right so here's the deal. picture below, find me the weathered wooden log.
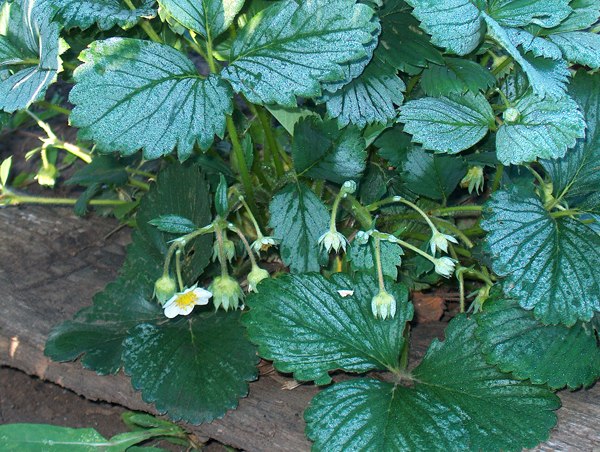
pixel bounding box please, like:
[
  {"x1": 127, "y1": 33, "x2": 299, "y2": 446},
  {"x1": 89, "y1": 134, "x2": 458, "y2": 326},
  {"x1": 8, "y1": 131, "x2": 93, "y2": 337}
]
[{"x1": 0, "y1": 206, "x2": 598, "y2": 451}]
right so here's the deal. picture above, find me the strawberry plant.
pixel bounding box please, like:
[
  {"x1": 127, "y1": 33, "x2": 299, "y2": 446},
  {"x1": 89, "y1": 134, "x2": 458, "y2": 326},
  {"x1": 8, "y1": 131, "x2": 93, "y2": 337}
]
[{"x1": 0, "y1": 0, "x2": 598, "y2": 450}]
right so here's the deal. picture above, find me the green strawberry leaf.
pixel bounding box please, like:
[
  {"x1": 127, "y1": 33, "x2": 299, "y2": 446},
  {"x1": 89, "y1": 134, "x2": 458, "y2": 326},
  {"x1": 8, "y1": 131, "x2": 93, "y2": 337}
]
[
  {"x1": 541, "y1": 0, "x2": 599, "y2": 33},
  {"x1": 347, "y1": 238, "x2": 403, "y2": 279},
  {"x1": 399, "y1": 92, "x2": 494, "y2": 154},
  {"x1": 496, "y1": 91, "x2": 585, "y2": 165},
  {"x1": 549, "y1": 32, "x2": 600, "y2": 70},
  {"x1": 123, "y1": 311, "x2": 259, "y2": 424},
  {"x1": 70, "y1": 38, "x2": 233, "y2": 161},
  {"x1": 268, "y1": 183, "x2": 330, "y2": 273},
  {"x1": 305, "y1": 315, "x2": 559, "y2": 451},
  {"x1": 481, "y1": 186, "x2": 600, "y2": 325},
  {"x1": 292, "y1": 117, "x2": 367, "y2": 184},
  {"x1": 404, "y1": 0, "x2": 484, "y2": 56},
  {"x1": 475, "y1": 294, "x2": 600, "y2": 389},
  {"x1": 49, "y1": 0, "x2": 157, "y2": 31},
  {"x1": 399, "y1": 147, "x2": 467, "y2": 202},
  {"x1": 45, "y1": 164, "x2": 213, "y2": 374},
  {"x1": 148, "y1": 215, "x2": 198, "y2": 234},
  {"x1": 0, "y1": 0, "x2": 63, "y2": 112},
  {"x1": 541, "y1": 71, "x2": 600, "y2": 212},
  {"x1": 222, "y1": 0, "x2": 378, "y2": 106},
  {"x1": 421, "y1": 57, "x2": 496, "y2": 97},
  {"x1": 157, "y1": 0, "x2": 244, "y2": 40},
  {"x1": 243, "y1": 273, "x2": 412, "y2": 385},
  {"x1": 485, "y1": 0, "x2": 572, "y2": 28}
]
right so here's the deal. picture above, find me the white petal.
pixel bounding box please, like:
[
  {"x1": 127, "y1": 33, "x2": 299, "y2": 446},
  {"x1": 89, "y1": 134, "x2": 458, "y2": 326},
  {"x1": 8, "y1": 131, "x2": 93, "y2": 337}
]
[
  {"x1": 179, "y1": 304, "x2": 195, "y2": 316},
  {"x1": 337, "y1": 290, "x2": 354, "y2": 298},
  {"x1": 192, "y1": 288, "x2": 213, "y2": 305},
  {"x1": 164, "y1": 303, "x2": 182, "y2": 319}
]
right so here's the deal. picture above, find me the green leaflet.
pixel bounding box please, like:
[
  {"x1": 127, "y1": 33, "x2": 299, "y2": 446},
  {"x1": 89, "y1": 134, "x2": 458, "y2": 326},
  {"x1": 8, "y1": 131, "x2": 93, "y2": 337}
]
[
  {"x1": 48, "y1": 0, "x2": 157, "y2": 31},
  {"x1": 45, "y1": 164, "x2": 213, "y2": 374},
  {"x1": 399, "y1": 92, "x2": 495, "y2": 154},
  {"x1": 421, "y1": 57, "x2": 496, "y2": 97},
  {"x1": 0, "y1": 0, "x2": 62, "y2": 112},
  {"x1": 475, "y1": 295, "x2": 600, "y2": 389},
  {"x1": 292, "y1": 117, "x2": 367, "y2": 184},
  {"x1": 123, "y1": 311, "x2": 259, "y2": 424},
  {"x1": 541, "y1": 71, "x2": 600, "y2": 212},
  {"x1": 484, "y1": 0, "x2": 572, "y2": 28},
  {"x1": 347, "y1": 238, "x2": 403, "y2": 279},
  {"x1": 305, "y1": 315, "x2": 559, "y2": 452},
  {"x1": 496, "y1": 91, "x2": 585, "y2": 164},
  {"x1": 399, "y1": 147, "x2": 467, "y2": 201},
  {"x1": 243, "y1": 273, "x2": 412, "y2": 385},
  {"x1": 157, "y1": 0, "x2": 244, "y2": 39},
  {"x1": 70, "y1": 38, "x2": 233, "y2": 161},
  {"x1": 549, "y1": 32, "x2": 600, "y2": 69},
  {"x1": 541, "y1": 0, "x2": 599, "y2": 33},
  {"x1": 404, "y1": 0, "x2": 484, "y2": 56},
  {"x1": 222, "y1": 0, "x2": 378, "y2": 106},
  {"x1": 268, "y1": 183, "x2": 330, "y2": 273},
  {"x1": 481, "y1": 186, "x2": 600, "y2": 325},
  {"x1": 148, "y1": 214, "x2": 197, "y2": 234}
]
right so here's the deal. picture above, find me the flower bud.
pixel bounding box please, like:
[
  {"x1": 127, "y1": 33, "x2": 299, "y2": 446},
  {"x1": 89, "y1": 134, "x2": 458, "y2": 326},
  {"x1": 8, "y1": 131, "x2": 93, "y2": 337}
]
[
  {"x1": 209, "y1": 275, "x2": 244, "y2": 311},
  {"x1": 504, "y1": 107, "x2": 520, "y2": 123},
  {"x1": 154, "y1": 275, "x2": 177, "y2": 305},
  {"x1": 212, "y1": 237, "x2": 236, "y2": 263},
  {"x1": 35, "y1": 164, "x2": 58, "y2": 187},
  {"x1": 460, "y1": 166, "x2": 485, "y2": 195},
  {"x1": 251, "y1": 235, "x2": 278, "y2": 254},
  {"x1": 341, "y1": 180, "x2": 357, "y2": 195},
  {"x1": 371, "y1": 290, "x2": 397, "y2": 320},
  {"x1": 247, "y1": 265, "x2": 269, "y2": 292},
  {"x1": 354, "y1": 230, "x2": 371, "y2": 246}
]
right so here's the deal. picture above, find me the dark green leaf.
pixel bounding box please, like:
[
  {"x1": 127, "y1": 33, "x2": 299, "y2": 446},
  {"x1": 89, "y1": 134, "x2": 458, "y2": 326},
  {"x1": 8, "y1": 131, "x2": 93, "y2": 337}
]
[
  {"x1": 293, "y1": 117, "x2": 367, "y2": 184},
  {"x1": 148, "y1": 215, "x2": 198, "y2": 234},
  {"x1": 549, "y1": 32, "x2": 600, "y2": 70},
  {"x1": 268, "y1": 183, "x2": 330, "y2": 273},
  {"x1": 400, "y1": 148, "x2": 467, "y2": 201},
  {"x1": 475, "y1": 294, "x2": 600, "y2": 389},
  {"x1": 481, "y1": 186, "x2": 600, "y2": 325},
  {"x1": 49, "y1": 0, "x2": 157, "y2": 31},
  {"x1": 45, "y1": 164, "x2": 213, "y2": 374},
  {"x1": 123, "y1": 311, "x2": 258, "y2": 423},
  {"x1": 222, "y1": 0, "x2": 378, "y2": 106},
  {"x1": 399, "y1": 92, "x2": 494, "y2": 154},
  {"x1": 66, "y1": 155, "x2": 128, "y2": 186},
  {"x1": 485, "y1": 0, "x2": 572, "y2": 28},
  {"x1": 496, "y1": 92, "x2": 585, "y2": 164},
  {"x1": 70, "y1": 38, "x2": 233, "y2": 160},
  {"x1": 305, "y1": 315, "x2": 559, "y2": 451},
  {"x1": 541, "y1": 71, "x2": 600, "y2": 211},
  {"x1": 157, "y1": 0, "x2": 244, "y2": 39},
  {"x1": 421, "y1": 57, "x2": 496, "y2": 97},
  {"x1": 214, "y1": 173, "x2": 228, "y2": 217},
  {"x1": 347, "y1": 239, "x2": 403, "y2": 279},
  {"x1": 243, "y1": 273, "x2": 412, "y2": 385},
  {"x1": 542, "y1": 0, "x2": 599, "y2": 33},
  {"x1": 0, "y1": 0, "x2": 62, "y2": 112}
]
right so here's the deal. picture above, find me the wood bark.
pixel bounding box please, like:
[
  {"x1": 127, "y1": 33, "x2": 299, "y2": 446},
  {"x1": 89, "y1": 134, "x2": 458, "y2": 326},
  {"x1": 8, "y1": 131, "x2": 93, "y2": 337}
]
[{"x1": 0, "y1": 206, "x2": 598, "y2": 451}]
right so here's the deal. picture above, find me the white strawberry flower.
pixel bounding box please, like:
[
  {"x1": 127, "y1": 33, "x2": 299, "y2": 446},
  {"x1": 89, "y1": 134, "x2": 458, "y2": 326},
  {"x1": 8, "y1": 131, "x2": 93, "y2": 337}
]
[
  {"x1": 318, "y1": 230, "x2": 348, "y2": 253},
  {"x1": 429, "y1": 230, "x2": 458, "y2": 255},
  {"x1": 163, "y1": 285, "x2": 212, "y2": 319},
  {"x1": 434, "y1": 257, "x2": 457, "y2": 278}
]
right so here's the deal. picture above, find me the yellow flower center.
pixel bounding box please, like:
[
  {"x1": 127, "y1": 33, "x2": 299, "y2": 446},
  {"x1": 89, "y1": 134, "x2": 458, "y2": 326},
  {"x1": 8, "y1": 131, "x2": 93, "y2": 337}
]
[{"x1": 174, "y1": 291, "x2": 198, "y2": 309}]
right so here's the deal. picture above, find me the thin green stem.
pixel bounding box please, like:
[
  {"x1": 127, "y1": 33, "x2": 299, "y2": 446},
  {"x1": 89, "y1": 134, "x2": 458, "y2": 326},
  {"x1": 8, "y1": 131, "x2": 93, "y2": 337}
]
[
  {"x1": 429, "y1": 205, "x2": 483, "y2": 217},
  {"x1": 215, "y1": 226, "x2": 229, "y2": 277},
  {"x1": 126, "y1": 167, "x2": 155, "y2": 179},
  {"x1": 227, "y1": 117, "x2": 257, "y2": 212},
  {"x1": 128, "y1": 178, "x2": 150, "y2": 191},
  {"x1": 457, "y1": 268, "x2": 466, "y2": 313},
  {"x1": 36, "y1": 101, "x2": 71, "y2": 116},
  {"x1": 492, "y1": 56, "x2": 513, "y2": 76},
  {"x1": 550, "y1": 209, "x2": 584, "y2": 219},
  {"x1": 228, "y1": 224, "x2": 258, "y2": 267},
  {"x1": 492, "y1": 164, "x2": 504, "y2": 192},
  {"x1": 3, "y1": 195, "x2": 129, "y2": 207},
  {"x1": 344, "y1": 194, "x2": 374, "y2": 229},
  {"x1": 330, "y1": 192, "x2": 345, "y2": 231},
  {"x1": 124, "y1": 0, "x2": 162, "y2": 43},
  {"x1": 256, "y1": 107, "x2": 284, "y2": 177},
  {"x1": 239, "y1": 196, "x2": 263, "y2": 238},
  {"x1": 175, "y1": 249, "x2": 184, "y2": 291},
  {"x1": 374, "y1": 236, "x2": 385, "y2": 292},
  {"x1": 394, "y1": 237, "x2": 437, "y2": 265},
  {"x1": 526, "y1": 165, "x2": 546, "y2": 187},
  {"x1": 57, "y1": 142, "x2": 93, "y2": 164}
]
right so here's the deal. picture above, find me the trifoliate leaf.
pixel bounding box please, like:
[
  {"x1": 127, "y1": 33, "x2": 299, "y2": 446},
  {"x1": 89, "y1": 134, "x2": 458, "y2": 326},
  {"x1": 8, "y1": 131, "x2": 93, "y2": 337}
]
[
  {"x1": 0, "y1": 0, "x2": 62, "y2": 112},
  {"x1": 485, "y1": 0, "x2": 572, "y2": 28},
  {"x1": 481, "y1": 186, "x2": 600, "y2": 325},
  {"x1": 348, "y1": 238, "x2": 403, "y2": 279},
  {"x1": 45, "y1": 164, "x2": 213, "y2": 374},
  {"x1": 157, "y1": 0, "x2": 244, "y2": 39},
  {"x1": 549, "y1": 32, "x2": 600, "y2": 69},
  {"x1": 269, "y1": 183, "x2": 330, "y2": 273},
  {"x1": 475, "y1": 295, "x2": 600, "y2": 389},
  {"x1": 404, "y1": 0, "x2": 484, "y2": 56},
  {"x1": 222, "y1": 0, "x2": 378, "y2": 106},
  {"x1": 399, "y1": 92, "x2": 494, "y2": 154},
  {"x1": 292, "y1": 117, "x2": 367, "y2": 184},
  {"x1": 123, "y1": 311, "x2": 258, "y2": 423},
  {"x1": 421, "y1": 57, "x2": 496, "y2": 97},
  {"x1": 49, "y1": 0, "x2": 157, "y2": 31},
  {"x1": 483, "y1": 14, "x2": 570, "y2": 98},
  {"x1": 305, "y1": 315, "x2": 559, "y2": 451},
  {"x1": 541, "y1": 71, "x2": 600, "y2": 211},
  {"x1": 243, "y1": 273, "x2": 412, "y2": 385},
  {"x1": 323, "y1": 58, "x2": 405, "y2": 128},
  {"x1": 70, "y1": 38, "x2": 233, "y2": 160},
  {"x1": 496, "y1": 91, "x2": 586, "y2": 165},
  {"x1": 400, "y1": 147, "x2": 467, "y2": 201}
]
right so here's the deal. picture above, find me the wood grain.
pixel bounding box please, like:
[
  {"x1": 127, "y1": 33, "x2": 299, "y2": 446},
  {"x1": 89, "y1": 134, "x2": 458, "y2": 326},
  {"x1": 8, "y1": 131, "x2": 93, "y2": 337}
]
[{"x1": 0, "y1": 206, "x2": 598, "y2": 451}]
